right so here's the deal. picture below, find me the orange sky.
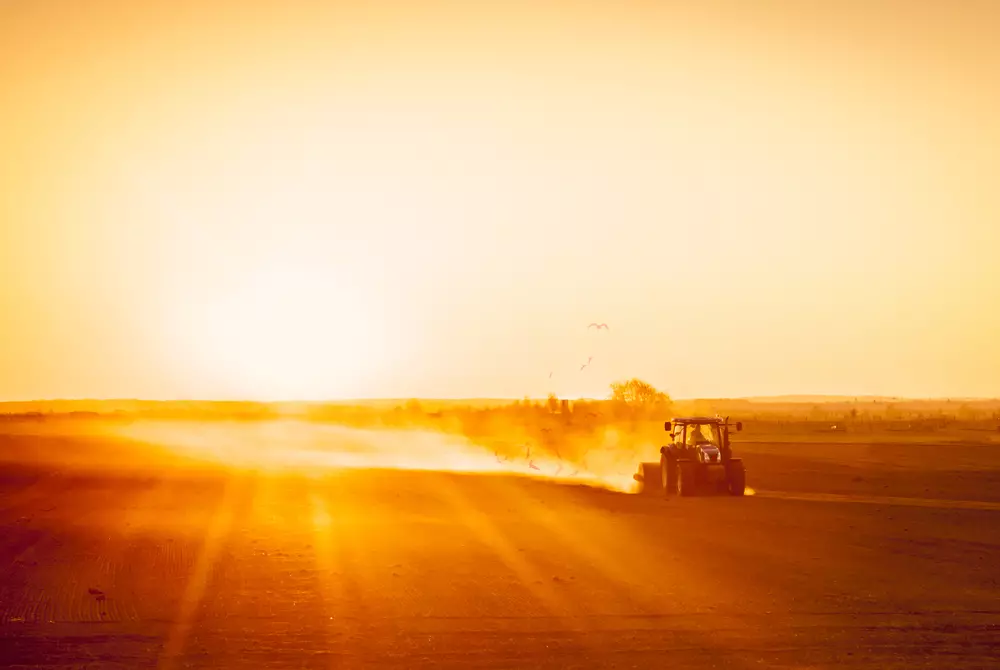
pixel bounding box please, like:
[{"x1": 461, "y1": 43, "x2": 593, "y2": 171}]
[{"x1": 1, "y1": 0, "x2": 998, "y2": 401}]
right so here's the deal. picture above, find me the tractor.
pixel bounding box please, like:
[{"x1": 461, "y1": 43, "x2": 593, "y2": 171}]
[{"x1": 634, "y1": 416, "x2": 746, "y2": 497}]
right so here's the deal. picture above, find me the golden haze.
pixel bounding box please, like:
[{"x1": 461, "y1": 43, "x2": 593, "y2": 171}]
[{"x1": 2, "y1": 0, "x2": 999, "y2": 401}]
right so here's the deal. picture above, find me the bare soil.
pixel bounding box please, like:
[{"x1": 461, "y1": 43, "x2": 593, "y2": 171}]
[{"x1": 0, "y1": 428, "x2": 998, "y2": 668}]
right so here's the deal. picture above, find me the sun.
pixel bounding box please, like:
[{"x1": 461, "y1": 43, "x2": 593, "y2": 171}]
[{"x1": 184, "y1": 263, "x2": 384, "y2": 400}]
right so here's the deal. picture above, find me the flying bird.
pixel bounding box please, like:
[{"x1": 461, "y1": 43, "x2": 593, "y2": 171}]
[
  {"x1": 528, "y1": 460, "x2": 540, "y2": 471},
  {"x1": 588, "y1": 323, "x2": 610, "y2": 330},
  {"x1": 579, "y1": 363, "x2": 588, "y2": 371},
  {"x1": 548, "y1": 371, "x2": 553, "y2": 379}
]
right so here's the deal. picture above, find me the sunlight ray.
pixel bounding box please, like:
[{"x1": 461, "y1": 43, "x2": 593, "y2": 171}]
[
  {"x1": 157, "y1": 472, "x2": 248, "y2": 669},
  {"x1": 308, "y1": 485, "x2": 356, "y2": 668},
  {"x1": 488, "y1": 480, "x2": 669, "y2": 615},
  {"x1": 430, "y1": 474, "x2": 584, "y2": 628},
  {"x1": 522, "y1": 489, "x2": 764, "y2": 645},
  {"x1": 249, "y1": 469, "x2": 280, "y2": 528}
]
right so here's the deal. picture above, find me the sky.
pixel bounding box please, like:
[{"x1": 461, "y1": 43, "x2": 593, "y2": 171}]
[{"x1": 1, "y1": 0, "x2": 998, "y2": 401}]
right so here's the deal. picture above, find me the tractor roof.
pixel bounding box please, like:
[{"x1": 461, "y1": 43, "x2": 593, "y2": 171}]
[{"x1": 671, "y1": 416, "x2": 724, "y2": 424}]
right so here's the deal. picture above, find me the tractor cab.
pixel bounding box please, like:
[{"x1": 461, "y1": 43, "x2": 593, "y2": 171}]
[{"x1": 663, "y1": 416, "x2": 742, "y2": 464}]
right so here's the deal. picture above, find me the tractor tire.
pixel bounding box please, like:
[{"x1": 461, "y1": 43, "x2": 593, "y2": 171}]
[
  {"x1": 661, "y1": 455, "x2": 677, "y2": 497},
  {"x1": 727, "y1": 459, "x2": 746, "y2": 496},
  {"x1": 638, "y1": 462, "x2": 662, "y2": 496},
  {"x1": 677, "y1": 461, "x2": 697, "y2": 497}
]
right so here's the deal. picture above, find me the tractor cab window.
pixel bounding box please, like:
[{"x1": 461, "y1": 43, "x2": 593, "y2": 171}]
[{"x1": 685, "y1": 423, "x2": 721, "y2": 447}]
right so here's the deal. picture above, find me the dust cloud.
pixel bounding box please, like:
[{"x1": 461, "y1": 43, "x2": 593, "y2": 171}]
[{"x1": 111, "y1": 420, "x2": 641, "y2": 493}]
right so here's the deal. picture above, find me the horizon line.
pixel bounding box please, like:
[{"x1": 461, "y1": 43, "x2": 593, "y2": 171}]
[{"x1": 1, "y1": 394, "x2": 998, "y2": 405}]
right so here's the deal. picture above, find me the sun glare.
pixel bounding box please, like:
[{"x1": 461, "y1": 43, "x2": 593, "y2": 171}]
[{"x1": 184, "y1": 264, "x2": 384, "y2": 400}]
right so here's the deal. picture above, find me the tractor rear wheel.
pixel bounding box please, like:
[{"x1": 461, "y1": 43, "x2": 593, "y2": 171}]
[
  {"x1": 727, "y1": 460, "x2": 746, "y2": 496},
  {"x1": 638, "y1": 463, "x2": 662, "y2": 496},
  {"x1": 661, "y1": 455, "x2": 677, "y2": 497}
]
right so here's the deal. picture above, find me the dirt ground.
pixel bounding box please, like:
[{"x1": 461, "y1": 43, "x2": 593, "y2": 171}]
[{"x1": 1, "y1": 427, "x2": 998, "y2": 668}]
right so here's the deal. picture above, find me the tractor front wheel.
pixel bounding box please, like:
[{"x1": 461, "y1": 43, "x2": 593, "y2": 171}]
[{"x1": 677, "y1": 461, "x2": 696, "y2": 497}]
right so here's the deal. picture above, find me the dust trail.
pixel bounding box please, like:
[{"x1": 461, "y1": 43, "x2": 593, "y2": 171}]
[{"x1": 110, "y1": 420, "x2": 637, "y2": 493}]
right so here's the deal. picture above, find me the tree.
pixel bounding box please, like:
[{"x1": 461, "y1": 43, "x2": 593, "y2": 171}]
[{"x1": 608, "y1": 378, "x2": 672, "y2": 410}]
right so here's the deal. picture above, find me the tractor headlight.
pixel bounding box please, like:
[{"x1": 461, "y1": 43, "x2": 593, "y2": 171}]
[{"x1": 699, "y1": 448, "x2": 720, "y2": 463}]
